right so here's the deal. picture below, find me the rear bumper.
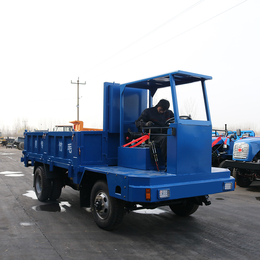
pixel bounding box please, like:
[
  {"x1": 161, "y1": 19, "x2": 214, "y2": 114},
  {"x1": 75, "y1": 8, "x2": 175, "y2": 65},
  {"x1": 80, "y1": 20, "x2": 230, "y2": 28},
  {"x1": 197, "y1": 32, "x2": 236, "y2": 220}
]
[{"x1": 128, "y1": 176, "x2": 235, "y2": 203}]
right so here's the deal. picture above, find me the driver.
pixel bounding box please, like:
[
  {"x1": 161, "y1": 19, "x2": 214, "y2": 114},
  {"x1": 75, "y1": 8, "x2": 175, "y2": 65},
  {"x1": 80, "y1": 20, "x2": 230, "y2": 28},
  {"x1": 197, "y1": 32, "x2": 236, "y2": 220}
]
[{"x1": 135, "y1": 99, "x2": 174, "y2": 167}]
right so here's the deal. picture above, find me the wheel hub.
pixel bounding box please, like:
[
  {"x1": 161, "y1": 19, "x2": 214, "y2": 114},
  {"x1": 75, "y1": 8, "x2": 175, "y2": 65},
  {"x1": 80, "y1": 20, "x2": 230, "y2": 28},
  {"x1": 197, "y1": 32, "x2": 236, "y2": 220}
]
[
  {"x1": 94, "y1": 192, "x2": 109, "y2": 219},
  {"x1": 35, "y1": 175, "x2": 42, "y2": 194}
]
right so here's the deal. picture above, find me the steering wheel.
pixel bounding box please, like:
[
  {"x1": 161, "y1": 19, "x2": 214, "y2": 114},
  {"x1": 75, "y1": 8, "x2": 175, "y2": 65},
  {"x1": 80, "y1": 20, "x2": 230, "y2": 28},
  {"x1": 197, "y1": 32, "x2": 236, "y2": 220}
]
[
  {"x1": 180, "y1": 115, "x2": 192, "y2": 120},
  {"x1": 165, "y1": 117, "x2": 175, "y2": 124},
  {"x1": 229, "y1": 134, "x2": 237, "y2": 141}
]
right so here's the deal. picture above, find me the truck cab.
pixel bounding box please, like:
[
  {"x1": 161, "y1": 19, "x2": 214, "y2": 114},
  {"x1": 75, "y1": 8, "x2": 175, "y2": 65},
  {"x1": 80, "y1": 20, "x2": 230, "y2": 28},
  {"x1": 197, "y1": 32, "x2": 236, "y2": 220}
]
[{"x1": 106, "y1": 71, "x2": 213, "y2": 172}]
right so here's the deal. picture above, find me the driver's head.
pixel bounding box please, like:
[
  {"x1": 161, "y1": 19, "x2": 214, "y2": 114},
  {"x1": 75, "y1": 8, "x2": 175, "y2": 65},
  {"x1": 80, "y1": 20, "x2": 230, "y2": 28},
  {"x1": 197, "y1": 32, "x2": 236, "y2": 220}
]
[{"x1": 156, "y1": 99, "x2": 170, "y2": 114}]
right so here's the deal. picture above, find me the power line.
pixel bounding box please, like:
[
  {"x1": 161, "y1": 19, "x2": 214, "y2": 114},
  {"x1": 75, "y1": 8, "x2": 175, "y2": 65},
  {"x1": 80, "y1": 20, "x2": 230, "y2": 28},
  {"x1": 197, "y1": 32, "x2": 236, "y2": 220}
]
[
  {"x1": 86, "y1": 0, "x2": 205, "y2": 73},
  {"x1": 87, "y1": 0, "x2": 248, "y2": 80}
]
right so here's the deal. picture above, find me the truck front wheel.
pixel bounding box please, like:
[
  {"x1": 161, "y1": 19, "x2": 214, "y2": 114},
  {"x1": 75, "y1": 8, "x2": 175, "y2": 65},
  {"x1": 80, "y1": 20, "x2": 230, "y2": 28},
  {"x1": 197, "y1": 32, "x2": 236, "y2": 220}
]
[
  {"x1": 169, "y1": 200, "x2": 199, "y2": 217},
  {"x1": 90, "y1": 181, "x2": 125, "y2": 230},
  {"x1": 34, "y1": 166, "x2": 52, "y2": 202}
]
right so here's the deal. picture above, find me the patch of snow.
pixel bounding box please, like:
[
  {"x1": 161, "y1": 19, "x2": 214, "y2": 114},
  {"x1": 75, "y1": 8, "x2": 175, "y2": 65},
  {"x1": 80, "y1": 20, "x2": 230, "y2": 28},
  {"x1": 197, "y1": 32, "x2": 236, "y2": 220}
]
[{"x1": 23, "y1": 190, "x2": 37, "y2": 200}]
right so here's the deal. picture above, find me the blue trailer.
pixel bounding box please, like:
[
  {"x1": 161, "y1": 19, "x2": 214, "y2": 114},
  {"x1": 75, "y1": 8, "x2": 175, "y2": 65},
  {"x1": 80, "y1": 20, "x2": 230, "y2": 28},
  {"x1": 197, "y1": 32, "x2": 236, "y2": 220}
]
[{"x1": 22, "y1": 71, "x2": 235, "y2": 230}]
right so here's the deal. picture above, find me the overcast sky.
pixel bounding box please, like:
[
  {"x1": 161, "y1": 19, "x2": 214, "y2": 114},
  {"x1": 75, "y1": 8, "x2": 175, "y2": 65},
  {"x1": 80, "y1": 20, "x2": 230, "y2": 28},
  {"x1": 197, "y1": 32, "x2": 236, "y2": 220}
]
[{"x1": 1, "y1": 0, "x2": 259, "y2": 133}]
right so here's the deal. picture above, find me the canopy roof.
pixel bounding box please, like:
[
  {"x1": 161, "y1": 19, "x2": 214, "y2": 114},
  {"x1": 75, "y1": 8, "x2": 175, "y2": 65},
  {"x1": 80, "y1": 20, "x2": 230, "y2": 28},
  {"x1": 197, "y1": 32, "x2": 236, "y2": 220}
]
[{"x1": 123, "y1": 70, "x2": 212, "y2": 90}]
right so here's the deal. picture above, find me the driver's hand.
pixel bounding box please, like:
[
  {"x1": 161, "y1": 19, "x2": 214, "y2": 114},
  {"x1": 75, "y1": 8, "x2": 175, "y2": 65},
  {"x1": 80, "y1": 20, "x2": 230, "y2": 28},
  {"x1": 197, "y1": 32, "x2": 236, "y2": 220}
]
[{"x1": 145, "y1": 121, "x2": 153, "y2": 127}]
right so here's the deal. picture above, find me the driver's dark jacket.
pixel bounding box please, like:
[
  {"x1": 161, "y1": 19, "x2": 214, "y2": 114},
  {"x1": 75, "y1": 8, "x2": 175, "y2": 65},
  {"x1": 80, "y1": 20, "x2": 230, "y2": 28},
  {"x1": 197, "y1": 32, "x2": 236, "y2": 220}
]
[{"x1": 135, "y1": 106, "x2": 174, "y2": 133}]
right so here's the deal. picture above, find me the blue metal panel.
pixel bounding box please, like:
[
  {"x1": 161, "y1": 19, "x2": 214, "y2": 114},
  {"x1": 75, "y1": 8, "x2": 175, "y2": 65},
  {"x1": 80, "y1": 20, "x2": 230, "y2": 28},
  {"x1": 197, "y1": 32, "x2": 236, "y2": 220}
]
[
  {"x1": 48, "y1": 135, "x2": 55, "y2": 156},
  {"x1": 80, "y1": 131, "x2": 103, "y2": 165},
  {"x1": 103, "y1": 83, "x2": 147, "y2": 134},
  {"x1": 167, "y1": 123, "x2": 212, "y2": 175},
  {"x1": 103, "y1": 82, "x2": 120, "y2": 133},
  {"x1": 118, "y1": 85, "x2": 147, "y2": 146},
  {"x1": 65, "y1": 136, "x2": 73, "y2": 159},
  {"x1": 118, "y1": 147, "x2": 164, "y2": 170},
  {"x1": 106, "y1": 173, "x2": 129, "y2": 201},
  {"x1": 105, "y1": 133, "x2": 119, "y2": 165},
  {"x1": 23, "y1": 131, "x2": 78, "y2": 178}
]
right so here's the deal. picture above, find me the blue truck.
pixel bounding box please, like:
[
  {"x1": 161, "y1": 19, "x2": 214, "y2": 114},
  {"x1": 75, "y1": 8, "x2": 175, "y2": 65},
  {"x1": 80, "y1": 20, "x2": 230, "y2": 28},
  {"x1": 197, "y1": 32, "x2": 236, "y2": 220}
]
[
  {"x1": 21, "y1": 71, "x2": 235, "y2": 230},
  {"x1": 212, "y1": 125, "x2": 255, "y2": 167}
]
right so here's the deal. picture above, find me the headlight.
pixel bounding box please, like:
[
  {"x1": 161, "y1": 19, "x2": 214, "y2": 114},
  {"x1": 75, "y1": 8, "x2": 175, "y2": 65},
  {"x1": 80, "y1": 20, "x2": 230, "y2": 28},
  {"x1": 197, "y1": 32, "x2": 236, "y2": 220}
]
[{"x1": 233, "y1": 142, "x2": 249, "y2": 159}]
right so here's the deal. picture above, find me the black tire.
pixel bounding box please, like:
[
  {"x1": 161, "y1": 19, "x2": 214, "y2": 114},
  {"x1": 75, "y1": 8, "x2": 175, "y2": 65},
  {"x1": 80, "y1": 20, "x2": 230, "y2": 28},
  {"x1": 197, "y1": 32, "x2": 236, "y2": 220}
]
[
  {"x1": 90, "y1": 181, "x2": 125, "y2": 230},
  {"x1": 169, "y1": 200, "x2": 199, "y2": 217},
  {"x1": 18, "y1": 142, "x2": 24, "y2": 150},
  {"x1": 231, "y1": 169, "x2": 237, "y2": 178},
  {"x1": 235, "y1": 169, "x2": 252, "y2": 187},
  {"x1": 49, "y1": 179, "x2": 63, "y2": 201},
  {"x1": 34, "y1": 166, "x2": 52, "y2": 202},
  {"x1": 219, "y1": 160, "x2": 233, "y2": 172},
  {"x1": 218, "y1": 160, "x2": 226, "y2": 168}
]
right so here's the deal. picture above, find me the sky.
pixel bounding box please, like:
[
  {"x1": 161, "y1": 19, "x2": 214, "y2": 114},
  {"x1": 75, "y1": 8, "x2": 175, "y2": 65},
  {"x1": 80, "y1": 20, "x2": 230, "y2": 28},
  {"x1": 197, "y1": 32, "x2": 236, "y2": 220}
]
[{"x1": 0, "y1": 0, "x2": 259, "y2": 134}]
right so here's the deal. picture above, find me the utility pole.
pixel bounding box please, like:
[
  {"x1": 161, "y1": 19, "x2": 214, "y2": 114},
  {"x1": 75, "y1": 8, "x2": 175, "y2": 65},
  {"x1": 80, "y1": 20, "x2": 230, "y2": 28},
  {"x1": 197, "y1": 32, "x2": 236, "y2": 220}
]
[{"x1": 71, "y1": 77, "x2": 86, "y2": 121}]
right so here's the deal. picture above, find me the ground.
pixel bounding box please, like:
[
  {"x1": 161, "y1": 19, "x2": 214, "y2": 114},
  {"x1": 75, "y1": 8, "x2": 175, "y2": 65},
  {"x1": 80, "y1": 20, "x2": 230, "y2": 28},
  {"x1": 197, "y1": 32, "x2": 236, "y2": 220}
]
[{"x1": 0, "y1": 146, "x2": 260, "y2": 260}]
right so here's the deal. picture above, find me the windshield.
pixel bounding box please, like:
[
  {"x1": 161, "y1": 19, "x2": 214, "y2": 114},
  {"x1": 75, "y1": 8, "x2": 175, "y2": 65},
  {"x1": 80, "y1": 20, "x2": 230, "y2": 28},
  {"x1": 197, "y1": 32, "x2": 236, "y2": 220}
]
[
  {"x1": 152, "y1": 81, "x2": 208, "y2": 121},
  {"x1": 175, "y1": 81, "x2": 207, "y2": 121}
]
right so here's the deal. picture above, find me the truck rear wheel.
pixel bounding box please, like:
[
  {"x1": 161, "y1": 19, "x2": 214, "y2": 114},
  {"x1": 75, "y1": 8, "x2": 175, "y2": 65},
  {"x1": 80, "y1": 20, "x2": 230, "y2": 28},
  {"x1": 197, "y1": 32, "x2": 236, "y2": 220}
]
[
  {"x1": 34, "y1": 166, "x2": 52, "y2": 202},
  {"x1": 169, "y1": 200, "x2": 199, "y2": 217},
  {"x1": 90, "y1": 181, "x2": 125, "y2": 230}
]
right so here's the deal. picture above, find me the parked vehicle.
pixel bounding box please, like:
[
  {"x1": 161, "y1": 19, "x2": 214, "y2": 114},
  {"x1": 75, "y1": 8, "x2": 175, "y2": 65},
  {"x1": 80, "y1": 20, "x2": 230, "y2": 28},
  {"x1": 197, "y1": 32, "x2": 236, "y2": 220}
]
[
  {"x1": 221, "y1": 132, "x2": 260, "y2": 187},
  {"x1": 212, "y1": 125, "x2": 255, "y2": 167},
  {"x1": 21, "y1": 71, "x2": 235, "y2": 230},
  {"x1": 0, "y1": 136, "x2": 6, "y2": 146},
  {"x1": 53, "y1": 125, "x2": 74, "y2": 132},
  {"x1": 13, "y1": 137, "x2": 25, "y2": 150},
  {"x1": 3, "y1": 137, "x2": 15, "y2": 148}
]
